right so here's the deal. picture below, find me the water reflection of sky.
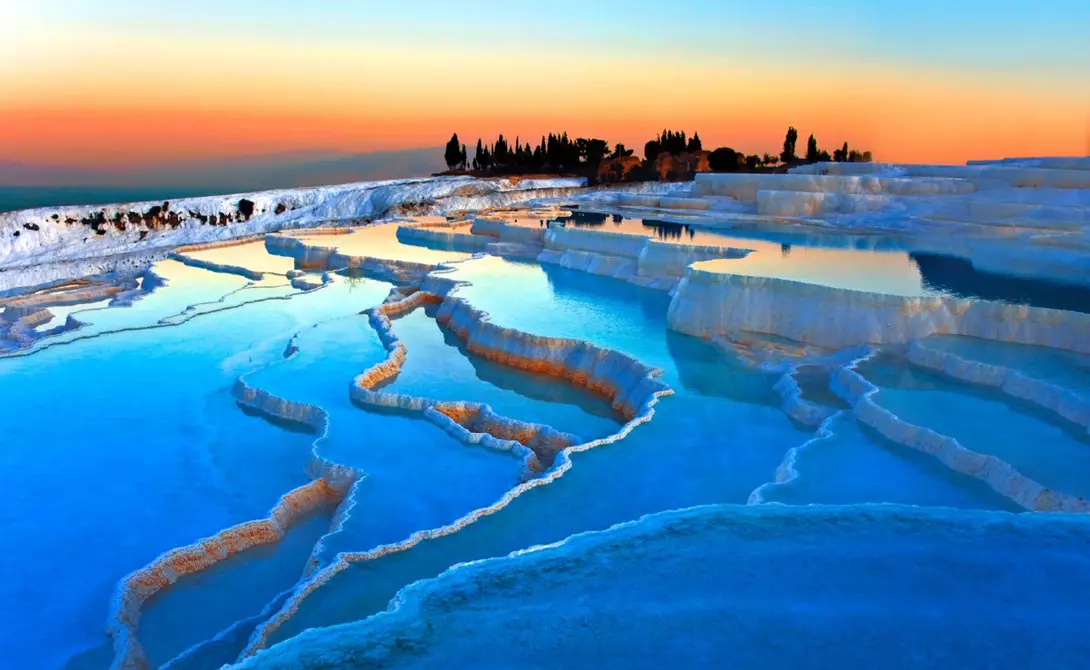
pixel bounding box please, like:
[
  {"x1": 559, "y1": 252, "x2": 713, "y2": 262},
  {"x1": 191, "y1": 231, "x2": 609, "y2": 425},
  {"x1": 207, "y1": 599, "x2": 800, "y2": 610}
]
[
  {"x1": 696, "y1": 249, "x2": 937, "y2": 297},
  {"x1": 183, "y1": 240, "x2": 298, "y2": 275},
  {"x1": 296, "y1": 225, "x2": 471, "y2": 265},
  {"x1": 557, "y1": 212, "x2": 937, "y2": 297}
]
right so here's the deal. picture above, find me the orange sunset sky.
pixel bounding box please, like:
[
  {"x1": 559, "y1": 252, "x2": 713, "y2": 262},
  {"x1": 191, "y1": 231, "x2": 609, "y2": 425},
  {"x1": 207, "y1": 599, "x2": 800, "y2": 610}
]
[{"x1": 1, "y1": 1, "x2": 1088, "y2": 171}]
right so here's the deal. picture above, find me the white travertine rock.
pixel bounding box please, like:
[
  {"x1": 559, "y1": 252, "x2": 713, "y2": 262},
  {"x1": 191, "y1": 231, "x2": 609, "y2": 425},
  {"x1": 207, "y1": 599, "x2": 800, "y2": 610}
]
[
  {"x1": 0, "y1": 177, "x2": 585, "y2": 269},
  {"x1": 791, "y1": 162, "x2": 1090, "y2": 189},
  {"x1": 756, "y1": 190, "x2": 892, "y2": 216},
  {"x1": 668, "y1": 267, "x2": 1090, "y2": 354},
  {"x1": 692, "y1": 173, "x2": 975, "y2": 203}
]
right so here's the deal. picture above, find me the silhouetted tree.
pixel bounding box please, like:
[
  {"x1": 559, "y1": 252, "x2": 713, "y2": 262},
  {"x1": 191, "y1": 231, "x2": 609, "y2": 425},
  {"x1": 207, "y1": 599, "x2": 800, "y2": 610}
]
[
  {"x1": 848, "y1": 149, "x2": 873, "y2": 163},
  {"x1": 460, "y1": 144, "x2": 467, "y2": 169},
  {"x1": 746, "y1": 154, "x2": 761, "y2": 170},
  {"x1": 473, "y1": 139, "x2": 484, "y2": 170},
  {"x1": 644, "y1": 139, "x2": 663, "y2": 162},
  {"x1": 762, "y1": 153, "x2": 777, "y2": 166},
  {"x1": 444, "y1": 133, "x2": 462, "y2": 170},
  {"x1": 687, "y1": 132, "x2": 703, "y2": 152},
  {"x1": 659, "y1": 129, "x2": 688, "y2": 154},
  {"x1": 781, "y1": 126, "x2": 798, "y2": 165},
  {"x1": 833, "y1": 142, "x2": 848, "y2": 163},
  {"x1": 708, "y1": 147, "x2": 743, "y2": 172},
  {"x1": 806, "y1": 134, "x2": 820, "y2": 162},
  {"x1": 611, "y1": 143, "x2": 634, "y2": 158},
  {"x1": 578, "y1": 138, "x2": 610, "y2": 166}
]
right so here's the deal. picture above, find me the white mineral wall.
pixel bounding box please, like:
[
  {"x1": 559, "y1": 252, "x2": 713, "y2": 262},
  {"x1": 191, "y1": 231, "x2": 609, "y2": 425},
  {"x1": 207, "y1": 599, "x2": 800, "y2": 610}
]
[
  {"x1": 791, "y1": 162, "x2": 1090, "y2": 189},
  {"x1": 691, "y1": 173, "x2": 976, "y2": 202},
  {"x1": 667, "y1": 267, "x2": 1090, "y2": 354},
  {"x1": 0, "y1": 177, "x2": 585, "y2": 269},
  {"x1": 544, "y1": 227, "x2": 649, "y2": 259}
]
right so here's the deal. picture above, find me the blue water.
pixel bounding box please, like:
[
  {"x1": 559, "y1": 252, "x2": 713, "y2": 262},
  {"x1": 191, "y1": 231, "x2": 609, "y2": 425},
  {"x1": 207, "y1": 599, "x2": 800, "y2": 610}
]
[
  {"x1": 550, "y1": 212, "x2": 1090, "y2": 310},
  {"x1": 3, "y1": 224, "x2": 1089, "y2": 670},
  {"x1": 381, "y1": 304, "x2": 622, "y2": 438},
  {"x1": 862, "y1": 359, "x2": 1090, "y2": 500},
  {"x1": 0, "y1": 268, "x2": 371, "y2": 668},
  {"x1": 266, "y1": 255, "x2": 1017, "y2": 646},
  {"x1": 243, "y1": 505, "x2": 1090, "y2": 670}
]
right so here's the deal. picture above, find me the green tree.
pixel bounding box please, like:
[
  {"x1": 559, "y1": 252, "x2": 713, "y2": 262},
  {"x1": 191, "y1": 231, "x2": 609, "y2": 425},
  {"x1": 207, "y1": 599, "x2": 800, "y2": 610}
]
[
  {"x1": 781, "y1": 126, "x2": 798, "y2": 165},
  {"x1": 444, "y1": 133, "x2": 462, "y2": 170}
]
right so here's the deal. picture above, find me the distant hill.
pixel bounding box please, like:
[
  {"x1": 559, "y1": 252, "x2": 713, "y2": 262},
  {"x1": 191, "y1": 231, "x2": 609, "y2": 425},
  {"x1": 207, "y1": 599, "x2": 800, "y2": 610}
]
[{"x1": 0, "y1": 147, "x2": 445, "y2": 212}]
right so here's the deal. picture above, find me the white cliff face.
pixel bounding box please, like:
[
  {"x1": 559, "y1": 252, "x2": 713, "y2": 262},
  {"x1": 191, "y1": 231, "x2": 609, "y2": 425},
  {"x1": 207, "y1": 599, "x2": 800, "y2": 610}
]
[
  {"x1": 668, "y1": 267, "x2": 1090, "y2": 355},
  {"x1": 0, "y1": 177, "x2": 585, "y2": 270}
]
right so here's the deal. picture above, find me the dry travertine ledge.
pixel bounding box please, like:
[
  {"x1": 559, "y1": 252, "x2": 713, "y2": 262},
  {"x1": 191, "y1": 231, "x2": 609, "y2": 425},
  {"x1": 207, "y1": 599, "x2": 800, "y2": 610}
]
[
  {"x1": 906, "y1": 339, "x2": 1090, "y2": 434},
  {"x1": 668, "y1": 267, "x2": 1090, "y2": 355},
  {"x1": 833, "y1": 352, "x2": 1090, "y2": 513},
  {"x1": 239, "y1": 266, "x2": 673, "y2": 660}
]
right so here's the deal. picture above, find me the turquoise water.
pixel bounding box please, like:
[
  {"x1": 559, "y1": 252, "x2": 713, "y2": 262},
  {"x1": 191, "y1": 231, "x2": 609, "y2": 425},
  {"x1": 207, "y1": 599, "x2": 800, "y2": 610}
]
[
  {"x1": 381, "y1": 304, "x2": 622, "y2": 438},
  {"x1": 761, "y1": 414, "x2": 1020, "y2": 509},
  {"x1": 241, "y1": 505, "x2": 1090, "y2": 670},
  {"x1": 862, "y1": 359, "x2": 1090, "y2": 500},
  {"x1": 2, "y1": 226, "x2": 1089, "y2": 670},
  {"x1": 919, "y1": 334, "x2": 1090, "y2": 397}
]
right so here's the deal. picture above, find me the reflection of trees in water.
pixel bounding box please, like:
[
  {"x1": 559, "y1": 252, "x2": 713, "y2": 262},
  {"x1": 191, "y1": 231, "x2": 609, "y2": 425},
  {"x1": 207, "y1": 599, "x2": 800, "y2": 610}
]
[
  {"x1": 612, "y1": 214, "x2": 623, "y2": 225},
  {"x1": 781, "y1": 243, "x2": 792, "y2": 257},
  {"x1": 643, "y1": 219, "x2": 695, "y2": 241},
  {"x1": 559, "y1": 211, "x2": 609, "y2": 227}
]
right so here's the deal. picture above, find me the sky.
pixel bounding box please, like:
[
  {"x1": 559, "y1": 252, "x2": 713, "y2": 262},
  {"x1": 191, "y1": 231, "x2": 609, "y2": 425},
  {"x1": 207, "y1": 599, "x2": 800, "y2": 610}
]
[{"x1": 1, "y1": 0, "x2": 1088, "y2": 171}]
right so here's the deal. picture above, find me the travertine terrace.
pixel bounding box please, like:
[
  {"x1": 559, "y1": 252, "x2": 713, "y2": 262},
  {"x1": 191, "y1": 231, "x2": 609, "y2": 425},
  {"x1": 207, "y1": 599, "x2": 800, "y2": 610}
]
[{"x1": 3, "y1": 162, "x2": 1090, "y2": 670}]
